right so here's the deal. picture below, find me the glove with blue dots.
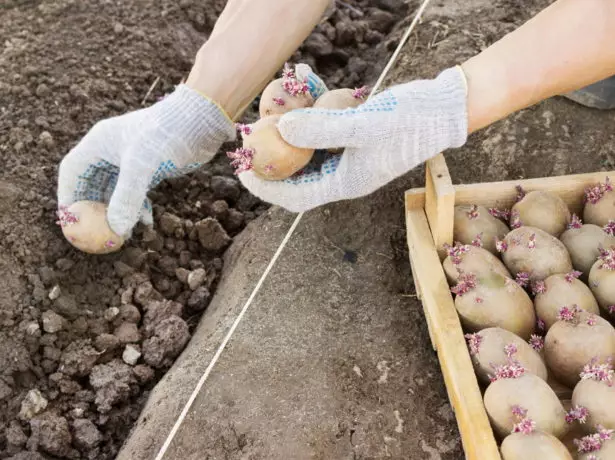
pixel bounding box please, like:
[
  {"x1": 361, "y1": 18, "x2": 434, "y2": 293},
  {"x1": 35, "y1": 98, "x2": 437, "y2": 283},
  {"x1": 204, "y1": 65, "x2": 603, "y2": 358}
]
[
  {"x1": 238, "y1": 66, "x2": 469, "y2": 213},
  {"x1": 57, "y1": 83, "x2": 237, "y2": 237}
]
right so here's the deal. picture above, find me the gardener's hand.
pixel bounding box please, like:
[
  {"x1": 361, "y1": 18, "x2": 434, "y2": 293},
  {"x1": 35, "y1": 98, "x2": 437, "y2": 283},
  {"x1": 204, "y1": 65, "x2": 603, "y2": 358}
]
[
  {"x1": 57, "y1": 84, "x2": 236, "y2": 237},
  {"x1": 238, "y1": 66, "x2": 469, "y2": 213}
]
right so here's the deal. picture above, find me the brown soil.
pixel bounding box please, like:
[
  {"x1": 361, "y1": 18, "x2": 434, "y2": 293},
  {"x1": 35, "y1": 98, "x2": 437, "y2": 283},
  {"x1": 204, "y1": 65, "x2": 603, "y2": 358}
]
[{"x1": 0, "y1": 0, "x2": 412, "y2": 458}]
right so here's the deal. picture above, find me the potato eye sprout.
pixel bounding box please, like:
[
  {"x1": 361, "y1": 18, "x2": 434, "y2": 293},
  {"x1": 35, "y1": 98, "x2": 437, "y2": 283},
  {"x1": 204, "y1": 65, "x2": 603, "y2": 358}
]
[
  {"x1": 57, "y1": 201, "x2": 124, "y2": 254},
  {"x1": 231, "y1": 62, "x2": 369, "y2": 180},
  {"x1": 583, "y1": 177, "x2": 615, "y2": 227}
]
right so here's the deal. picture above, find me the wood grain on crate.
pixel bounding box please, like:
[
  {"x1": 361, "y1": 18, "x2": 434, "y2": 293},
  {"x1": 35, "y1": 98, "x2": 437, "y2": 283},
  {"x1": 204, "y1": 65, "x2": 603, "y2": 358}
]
[
  {"x1": 404, "y1": 156, "x2": 614, "y2": 460},
  {"x1": 406, "y1": 207, "x2": 501, "y2": 460}
]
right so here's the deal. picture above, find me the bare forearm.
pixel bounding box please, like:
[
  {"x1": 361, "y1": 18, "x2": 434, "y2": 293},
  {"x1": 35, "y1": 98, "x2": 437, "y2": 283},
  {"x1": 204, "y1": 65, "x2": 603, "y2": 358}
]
[
  {"x1": 462, "y1": 0, "x2": 615, "y2": 133},
  {"x1": 186, "y1": 0, "x2": 331, "y2": 119}
]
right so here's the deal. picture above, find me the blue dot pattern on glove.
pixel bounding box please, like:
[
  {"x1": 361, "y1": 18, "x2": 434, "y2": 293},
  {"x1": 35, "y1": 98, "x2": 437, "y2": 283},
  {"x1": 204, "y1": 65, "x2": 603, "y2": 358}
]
[
  {"x1": 75, "y1": 159, "x2": 203, "y2": 213},
  {"x1": 149, "y1": 160, "x2": 203, "y2": 187},
  {"x1": 283, "y1": 152, "x2": 341, "y2": 185},
  {"x1": 75, "y1": 159, "x2": 118, "y2": 202}
]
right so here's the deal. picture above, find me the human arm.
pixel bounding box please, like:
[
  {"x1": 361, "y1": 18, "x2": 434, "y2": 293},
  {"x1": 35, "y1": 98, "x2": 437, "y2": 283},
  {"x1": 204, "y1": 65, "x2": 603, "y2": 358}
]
[
  {"x1": 464, "y1": 0, "x2": 615, "y2": 133},
  {"x1": 239, "y1": 0, "x2": 615, "y2": 212},
  {"x1": 57, "y1": 0, "x2": 331, "y2": 238}
]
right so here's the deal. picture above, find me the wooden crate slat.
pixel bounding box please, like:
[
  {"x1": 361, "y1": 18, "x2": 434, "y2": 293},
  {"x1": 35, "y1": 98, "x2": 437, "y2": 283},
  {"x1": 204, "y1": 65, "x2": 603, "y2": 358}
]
[
  {"x1": 424, "y1": 154, "x2": 456, "y2": 259},
  {"x1": 405, "y1": 207, "x2": 501, "y2": 460}
]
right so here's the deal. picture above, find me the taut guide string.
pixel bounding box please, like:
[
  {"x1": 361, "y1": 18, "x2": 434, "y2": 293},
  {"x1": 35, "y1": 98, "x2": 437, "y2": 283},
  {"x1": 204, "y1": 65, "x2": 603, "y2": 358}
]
[{"x1": 155, "y1": 0, "x2": 433, "y2": 457}]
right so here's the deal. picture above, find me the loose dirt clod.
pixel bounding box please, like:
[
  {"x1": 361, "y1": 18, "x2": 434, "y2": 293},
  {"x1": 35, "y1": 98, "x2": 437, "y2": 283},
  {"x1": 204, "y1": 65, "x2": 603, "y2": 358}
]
[
  {"x1": 27, "y1": 414, "x2": 74, "y2": 458},
  {"x1": 142, "y1": 316, "x2": 190, "y2": 368},
  {"x1": 89, "y1": 360, "x2": 137, "y2": 413},
  {"x1": 72, "y1": 418, "x2": 102, "y2": 451}
]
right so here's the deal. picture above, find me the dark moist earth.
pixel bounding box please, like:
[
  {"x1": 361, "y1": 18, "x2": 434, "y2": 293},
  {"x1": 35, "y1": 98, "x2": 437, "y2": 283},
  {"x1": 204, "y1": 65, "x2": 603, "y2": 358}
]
[{"x1": 0, "y1": 0, "x2": 414, "y2": 458}]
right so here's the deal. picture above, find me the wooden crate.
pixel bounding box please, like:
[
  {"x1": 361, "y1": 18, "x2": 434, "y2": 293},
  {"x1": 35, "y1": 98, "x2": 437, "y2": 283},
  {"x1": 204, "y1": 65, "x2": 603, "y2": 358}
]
[{"x1": 404, "y1": 154, "x2": 615, "y2": 459}]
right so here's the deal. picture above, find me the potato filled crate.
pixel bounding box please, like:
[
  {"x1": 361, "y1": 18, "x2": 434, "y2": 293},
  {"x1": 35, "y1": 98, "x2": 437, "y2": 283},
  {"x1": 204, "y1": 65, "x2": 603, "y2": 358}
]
[{"x1": 404, "y1": 154, "x2": 615, "y2": 460}]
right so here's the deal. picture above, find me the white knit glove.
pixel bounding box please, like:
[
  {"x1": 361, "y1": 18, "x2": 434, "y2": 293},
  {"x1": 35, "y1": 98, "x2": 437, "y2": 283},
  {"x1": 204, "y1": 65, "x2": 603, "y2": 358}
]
[
  {"x1": 57, "y1": 84, "x2": 237, "y2": 237},
  {"x1": 238, "y1": 66, "x2": 468, "y2": 212}
]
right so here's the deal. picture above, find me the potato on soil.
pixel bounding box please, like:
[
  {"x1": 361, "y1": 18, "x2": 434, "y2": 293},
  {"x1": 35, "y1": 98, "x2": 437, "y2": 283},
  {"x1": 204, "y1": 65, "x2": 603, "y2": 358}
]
[
  {"x1": 572, "y1": 377, "x2": 615, "y2": 432},
  {"x1": 583, "y1": 178, "x2": 615, "y2": 226},
  {"x1": 443, "y1": 244, "x2": 511, "y2": 285},
  {"x1": 58, "y1": 201, "x2": 124, "y2": 254},
  {"x1": 483, "y1": 373, "x2": 568, "y2": 439},
  {"x1": 241, "y1": 115, "x2": 314, "y2": 180},
  {"x1": 453, "y1": 272, "x2": 535, "y2": 340},
  {"x1": 466, "y1": 328, "x2": 547, "y2": 384},
  {"x1": 258, "y1": 78, "x2": 314, "y2": 117},
  {"x1": 543, "y1": 310, "x2": 615, "y2": 387},
  {"x1": 588, "y1": 248, "x2": 615, "y2": 315},
  {"x1": 501, "y1": 226, "x2": 573, "y2": 281},
  {"x1": 500, "y1": 431, "x2": 573, "y2": 460},
  {"x1": 453, "y1": 205, "x2": 510, "y2": 254},
  {"x1": 560, "y1": 222, "x2": 615, "y2": 278},
  {"x1": 511, "y1": 190, "x2": 571, "y2": 237},
  {"x1": 533, "y1": 273, "x2": 600, "y2": 330}
]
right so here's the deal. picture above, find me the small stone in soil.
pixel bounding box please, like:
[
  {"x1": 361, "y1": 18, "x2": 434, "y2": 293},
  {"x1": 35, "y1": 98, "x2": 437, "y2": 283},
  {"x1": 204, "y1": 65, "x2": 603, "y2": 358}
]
[
  {"x1": 122, "y1": 344, "x2": 141, "y2": 365},
  {"x1": 25, "y1": 321, "x2": 40, "y2": 336},
  {"x1": 187, "y1": 268, "x2": 207, "y2": 290},
  {"x1": 19, "y1": 389, "x2": 48, "y2": 420},
  {"x1": 41, "y1": 310, "x2": 64, "y2": 333},
  {"x1": 48, "y1": 285, "x2": 61, "y2": 300},
  {"x1": 104, "y1": 306, "x2": 120, "y2": 322}
]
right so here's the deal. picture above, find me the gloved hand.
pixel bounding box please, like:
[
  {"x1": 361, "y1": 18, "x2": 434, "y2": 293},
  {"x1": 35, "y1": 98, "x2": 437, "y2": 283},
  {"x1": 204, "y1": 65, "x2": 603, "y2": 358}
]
[
  {"x1": 57, "y1": 84, "x2": 237, "y2": 238},
  {"x1": 238, "y1": 66, "x2": 469, "y2": 213}
]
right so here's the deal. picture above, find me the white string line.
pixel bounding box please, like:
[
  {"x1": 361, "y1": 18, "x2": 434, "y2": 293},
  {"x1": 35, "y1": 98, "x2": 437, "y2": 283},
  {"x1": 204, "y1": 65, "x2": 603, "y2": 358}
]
[{"x1": 155, "y1": 0, "x2": 432, "y2": 457}]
